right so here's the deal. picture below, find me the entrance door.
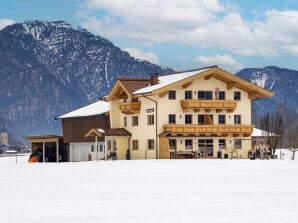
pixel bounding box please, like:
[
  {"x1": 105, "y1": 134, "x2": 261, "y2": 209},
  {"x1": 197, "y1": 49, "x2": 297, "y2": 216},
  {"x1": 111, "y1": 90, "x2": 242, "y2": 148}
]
[{"x1": 198, "y1": 139, "x2": 214, "y2": 158}]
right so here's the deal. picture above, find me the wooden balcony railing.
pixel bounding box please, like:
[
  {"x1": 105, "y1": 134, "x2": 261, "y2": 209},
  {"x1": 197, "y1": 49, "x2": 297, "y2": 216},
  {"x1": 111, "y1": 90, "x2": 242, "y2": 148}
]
[
  {"x1": 180, "y1": 100, "x2": 238, "y2": 112},
  {"x1": 163, "y1": 124, "x2": 254, "y2": 137},
  {"x1": 119, "y1": 102, "x2": 141, "y2": 114}
]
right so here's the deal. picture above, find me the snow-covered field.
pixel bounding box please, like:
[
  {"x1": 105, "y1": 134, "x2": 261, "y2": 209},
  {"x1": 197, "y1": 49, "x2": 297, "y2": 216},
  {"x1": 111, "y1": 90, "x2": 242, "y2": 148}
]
[{"x1": 1, "y1": 155, "x2": 298, "y2": 223}]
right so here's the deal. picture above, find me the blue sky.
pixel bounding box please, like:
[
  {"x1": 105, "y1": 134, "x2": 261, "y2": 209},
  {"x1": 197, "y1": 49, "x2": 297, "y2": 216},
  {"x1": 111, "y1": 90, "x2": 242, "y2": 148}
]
[{"x1": 1, "y1": 0, "x2": 298, "y2": 72}]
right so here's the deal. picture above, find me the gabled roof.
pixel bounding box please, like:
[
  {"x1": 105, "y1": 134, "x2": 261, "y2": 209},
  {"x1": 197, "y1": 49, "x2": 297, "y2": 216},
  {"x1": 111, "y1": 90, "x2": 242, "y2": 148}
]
[
  {"x1": 56, "y1": 100, "x2": 109, "y2": 119},
  {"x1": 84, "y1": 128, "x2": 131, "y2": 137},
  {"x1": 107, "y1": 66, "x2": 274, "y2": 101},
  {"x1": 133, "y1": 66, "x2": 273, "y2": 99},
  {"x1": 133, "y1": 67, "x2": 209, "y2": 95},
  {"x1": 107, "y1": 78, "x2": 150, "y2": 100}
]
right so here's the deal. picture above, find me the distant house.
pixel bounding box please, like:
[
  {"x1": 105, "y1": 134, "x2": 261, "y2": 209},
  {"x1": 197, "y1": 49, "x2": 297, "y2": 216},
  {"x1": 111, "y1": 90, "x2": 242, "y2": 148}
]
[{"x1": 56, "y1": 100, "x2": 110, "y2": 161}]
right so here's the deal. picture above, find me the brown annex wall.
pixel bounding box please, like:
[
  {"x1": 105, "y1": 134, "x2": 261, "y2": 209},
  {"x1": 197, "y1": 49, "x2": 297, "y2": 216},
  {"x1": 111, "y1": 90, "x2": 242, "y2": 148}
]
[{"x1": 61, "y1": 114, "x2": 110, "y2": 143}]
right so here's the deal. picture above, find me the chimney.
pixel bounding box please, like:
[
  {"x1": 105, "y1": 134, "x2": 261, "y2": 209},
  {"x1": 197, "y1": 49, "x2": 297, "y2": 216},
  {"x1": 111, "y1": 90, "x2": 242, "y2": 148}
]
[{"x1": 150, "y1": 73, "x2": 159, "y2": 85}]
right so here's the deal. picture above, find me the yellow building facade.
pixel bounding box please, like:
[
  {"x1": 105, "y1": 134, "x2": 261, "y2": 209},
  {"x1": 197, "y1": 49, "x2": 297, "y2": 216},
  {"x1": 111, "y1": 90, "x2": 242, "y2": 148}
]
[{"x1": 106, "y1": 66, "x2": 274, "y2": 159}]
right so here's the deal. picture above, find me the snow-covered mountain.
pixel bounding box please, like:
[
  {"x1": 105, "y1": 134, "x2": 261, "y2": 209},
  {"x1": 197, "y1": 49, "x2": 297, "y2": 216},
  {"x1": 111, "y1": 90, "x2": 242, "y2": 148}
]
[
  {"x1": 0, "y1": 20, "x2": 173, "y2": 140},
  {"x1": 237, "y1": 66, "x2": 298, "y2": 116}
]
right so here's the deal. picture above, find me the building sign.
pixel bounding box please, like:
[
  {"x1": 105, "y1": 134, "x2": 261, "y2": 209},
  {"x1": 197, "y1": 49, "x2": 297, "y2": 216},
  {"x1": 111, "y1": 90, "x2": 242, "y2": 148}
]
[{"x1": 146, "y1": 108, "x2": 154, "y2": 113}]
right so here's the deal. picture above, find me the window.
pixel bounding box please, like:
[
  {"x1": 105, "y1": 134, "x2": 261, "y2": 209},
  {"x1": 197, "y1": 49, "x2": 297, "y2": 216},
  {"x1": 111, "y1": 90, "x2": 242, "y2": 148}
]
[
  {"x1": 198, "y1": 115, "x2": 204, "y2": 125},
  {"x1": 234, "y1": 91, "x2": 241, "y2": 100},
  {"x1": 91, "y1": 145, "x2": 94, "y2": 152},
  {"x1": 147, "y1": 139, "x2": 155, "y2": 150},
  {"x1": 168, "y1": 90, "x2": 176, "y2": 99},
  {"x1": 185, "y1": 114, "x2": 192, "y2": 124},
  {"x1": 185, "y1": 139, "x2": 193, "y2": 150},
  {"x1": 234, "y1": 115, "x2": 241, "y2": 124},
  {"x1": 169, "y1": 139, "x2": 177, "y2": 150},
  {"x1": 198, "y1": 139, "x2": 214, "y2": 156},
  {"x1": 147, "y1": 115, "x2": 154, "y2": 125},
  {"x1": 132, "y1": 140, "x2": 139, "y2": 150},
  {"x1": 131, "y1": 97, "x2": 138, "y2": 102},
  {"x1": 185, "y1": 90, "x2": 192, "y2": 99},
  {"x1": 123, "y1": 116, "x2": 127, "y2": 127},
  {"x1": 218, "y1": 115, "x2": 226, "y2": 124},
  {"x1": 234, "y1": 139, "x2": 242, "y2": 149},
  {"x1": 218, "y1": 91, "x2": 225, "y2": 100},
  {"x1": 132, "y1": 116, "x2": 138, "y2": 126},
  {"x1": 99, "y1": 145, "x2": 103, "y2": 152},
  {"x1": 107, "y1": 140, "x2": 111, "y2": 150},
  {"x1": 218, "y1": 139, "x2": 226, "y2": 149},
  {"x1": 169, "y1": 114, "x2": 176, "y2": 124},
  {"x1": 198, "y1": 91, "x2": 213, "y2": 100}
]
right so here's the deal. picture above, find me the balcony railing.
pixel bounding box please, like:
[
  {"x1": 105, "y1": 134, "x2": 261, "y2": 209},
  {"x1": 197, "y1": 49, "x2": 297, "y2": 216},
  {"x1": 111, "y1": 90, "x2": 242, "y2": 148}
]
[
  {"x1": 163, "y1": 124, "x2": 254, "y2": 137},
  {"x1": 119, "y1": 102, "x2": 141, "y2": 114},
  {"x1": 180, "y1": 100, "x2": 238, "y2": 112}
]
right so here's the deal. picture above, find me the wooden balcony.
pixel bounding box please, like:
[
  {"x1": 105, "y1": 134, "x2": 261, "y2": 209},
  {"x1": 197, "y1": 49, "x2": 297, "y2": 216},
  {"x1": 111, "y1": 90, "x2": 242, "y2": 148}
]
[
  {"x1": 119, "y1": 102, "x2": 141, "y2": 114},
  {"x1": 180, "y1": 100, "x2": 238, "y2": 112},
  {"x1": 163, "y1": 124, "x2": 254, "y2": 137}
]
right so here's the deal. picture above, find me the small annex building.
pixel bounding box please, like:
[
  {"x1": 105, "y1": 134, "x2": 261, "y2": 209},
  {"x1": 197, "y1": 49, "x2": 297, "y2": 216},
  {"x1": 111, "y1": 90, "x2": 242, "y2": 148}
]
[{"x1": 56, "y1": 100, "x2": 110, "y2": 161}]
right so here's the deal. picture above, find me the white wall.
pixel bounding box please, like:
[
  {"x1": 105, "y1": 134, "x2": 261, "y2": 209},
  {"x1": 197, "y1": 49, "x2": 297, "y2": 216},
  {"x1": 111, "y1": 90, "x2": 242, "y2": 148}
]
[{"x1": 69, "y1": 142, "x2": 105, "y2": 162}]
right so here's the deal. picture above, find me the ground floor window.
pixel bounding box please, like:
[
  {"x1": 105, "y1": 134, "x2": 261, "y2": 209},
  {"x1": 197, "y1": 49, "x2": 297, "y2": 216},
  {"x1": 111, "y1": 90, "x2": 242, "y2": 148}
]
[
  {"x1": 107, "y1": 140, "x2": 117, "y2": 151},
  {"x1": 169, "y1": 139, "x2": 177, "y2": 150},
  {"x1": 147, "y1": 139, "x2": 155, "y2": 150},
  {"x1": 185, "y1": 139, "x2": 193, "y2": 150},
  {"x1": 218, "y1": 139, "x2": 226, "y2": 149},
  {"x1": 198, "y1": 139, "x2": 213, "y2": 156},
  {"x1": 234, "y1": 139, "x2": 242, "y2": 149},
  {"x1": 132, "y1": 140, "x2": 139, "y2": 150}
]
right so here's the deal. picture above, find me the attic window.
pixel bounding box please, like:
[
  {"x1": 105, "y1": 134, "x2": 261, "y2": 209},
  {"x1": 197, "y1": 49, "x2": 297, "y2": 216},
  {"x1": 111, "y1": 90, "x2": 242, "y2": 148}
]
[
  {"x1": 234, "y1": 92, "x2": 241, "y2": 100},
  {"x1": 168, "y1": 90, "x2": 176, "y2": 100}
]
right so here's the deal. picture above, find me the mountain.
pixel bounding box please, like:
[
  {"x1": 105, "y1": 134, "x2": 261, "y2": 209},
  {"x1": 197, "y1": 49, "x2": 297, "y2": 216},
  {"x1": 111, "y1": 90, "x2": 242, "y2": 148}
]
[
  {"x1": 0, "y1": 20, "x2": 173, "y2": 141},
  {"x1": 236, "y1": 66, "x2": 298, "y2": 117}
]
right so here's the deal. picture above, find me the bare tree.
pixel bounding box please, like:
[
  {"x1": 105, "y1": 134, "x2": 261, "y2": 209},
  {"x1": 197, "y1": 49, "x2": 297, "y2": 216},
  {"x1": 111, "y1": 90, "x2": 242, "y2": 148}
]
[
  {"x1": 259, "y1": 106, "x2": 285, "y2": 158},
  {"x1": 260, "y1": 104, "x2": 298, "y2": 159},
  {"x1": 286, "y1": 123, "x2": 298, "y2": 160}
]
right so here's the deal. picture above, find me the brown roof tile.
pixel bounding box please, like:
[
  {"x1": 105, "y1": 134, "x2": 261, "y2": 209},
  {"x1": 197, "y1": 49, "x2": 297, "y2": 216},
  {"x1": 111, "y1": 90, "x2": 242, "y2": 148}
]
[
  {"x1": 104, "y1": 128, "x2": 131, "y2": 136},
  {"x1": 119, "y1": 78, "x2": 150, "y2": 94}
]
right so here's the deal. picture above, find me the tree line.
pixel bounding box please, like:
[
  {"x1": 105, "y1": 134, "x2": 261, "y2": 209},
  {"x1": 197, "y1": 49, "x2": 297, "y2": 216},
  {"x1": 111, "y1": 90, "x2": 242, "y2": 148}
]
[{"x1": 255, "y1": 103, "x2": 298, "y2": 160}]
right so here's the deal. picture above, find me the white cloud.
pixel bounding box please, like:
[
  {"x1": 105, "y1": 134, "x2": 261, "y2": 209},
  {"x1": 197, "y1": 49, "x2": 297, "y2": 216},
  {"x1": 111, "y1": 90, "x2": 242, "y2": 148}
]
[
  {"x1": 123, "y1": 47, "x2": 159, "y2": 64},
  {"x1": 0, "y1": 19, "x2": 15, "y2": 30},
  {"x1": 81, "y1": 1, "x2": 298, "y2": 58},
  {"x1": 195, "y1": 54, "x2": 244, "y2": 73}
]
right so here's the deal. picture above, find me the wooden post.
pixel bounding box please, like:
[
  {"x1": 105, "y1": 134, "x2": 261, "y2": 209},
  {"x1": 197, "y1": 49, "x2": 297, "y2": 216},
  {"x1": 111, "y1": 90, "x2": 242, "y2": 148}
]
[
  {"x1": 69, "y1": 144, "x2": 72, "y2": 162},
  {"x1": 104, "y1": 140, "x2": 107, "y2": 160},
  {"x1": 42, "y1": 142, "x2": 45, "y2": 163},
  {"x1": 95, "y1": 136, "x2": 98, "y2": 161},
  {"x1": 56, "y1": 139, "x2": 59, "y2": 163}
]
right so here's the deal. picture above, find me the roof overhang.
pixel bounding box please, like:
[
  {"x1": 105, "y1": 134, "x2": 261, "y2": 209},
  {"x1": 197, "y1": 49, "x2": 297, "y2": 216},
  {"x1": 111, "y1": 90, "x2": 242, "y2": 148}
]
[
  {"x1": 84, "y1": 128, "x2": 104, "y2": 138},
  {"x1": 106, "y1": 80, "x2": 132, "y2": 101},
  {"x1": 137, "y1": 67, "x2": 274, "y2": 100}
]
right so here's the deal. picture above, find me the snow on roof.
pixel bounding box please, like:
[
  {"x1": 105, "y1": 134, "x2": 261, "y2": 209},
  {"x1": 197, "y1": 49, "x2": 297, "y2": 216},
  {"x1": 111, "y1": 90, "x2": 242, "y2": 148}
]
[
  {"x1": 57, "y1": 100, "x2": 109, "y2": 119},
  {"x1": 252, "y1": 128, "x2": 275, "y2": 137},
  {"x1": 133, "y1": 68, "x2": 208, "y2": 94}
]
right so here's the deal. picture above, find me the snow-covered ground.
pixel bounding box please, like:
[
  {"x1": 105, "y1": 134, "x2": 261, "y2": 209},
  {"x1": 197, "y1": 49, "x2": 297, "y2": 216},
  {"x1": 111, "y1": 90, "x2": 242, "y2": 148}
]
[{"x1": 1, "y1": 155, "x2": 298, "y2": 223}]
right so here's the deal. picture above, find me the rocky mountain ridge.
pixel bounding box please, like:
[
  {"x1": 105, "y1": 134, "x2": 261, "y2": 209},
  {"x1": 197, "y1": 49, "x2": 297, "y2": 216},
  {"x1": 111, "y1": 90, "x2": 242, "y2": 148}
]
[{"x1": 0, "y1": 20, "x2": 172, "y2": 141}]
